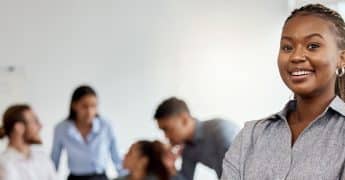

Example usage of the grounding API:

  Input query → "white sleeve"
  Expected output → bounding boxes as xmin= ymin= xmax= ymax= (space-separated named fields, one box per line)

xmin=46 ymin=157 xmax=58 ymax=180
xmin=0 ymin=162 xmax=11 ymax=180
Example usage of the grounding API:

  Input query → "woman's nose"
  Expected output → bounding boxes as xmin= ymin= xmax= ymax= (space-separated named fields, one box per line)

xmin=290 ymin=45 xmax=307 ymax=63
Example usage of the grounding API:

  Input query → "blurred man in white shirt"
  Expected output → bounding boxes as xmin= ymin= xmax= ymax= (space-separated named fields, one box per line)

xmin=0 ymin=104 xmax=57 ymax=180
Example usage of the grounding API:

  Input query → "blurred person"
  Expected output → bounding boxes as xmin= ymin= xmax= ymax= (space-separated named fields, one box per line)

xmin=154 ymin=97 xmax=240 ymax=180
xmin=0 ymin=104 xmax=57 ymax=180
xmin=115 ymin=140 xmax=170 ymax=180
xmin=51 ymin=85 xmax=124 ymax=180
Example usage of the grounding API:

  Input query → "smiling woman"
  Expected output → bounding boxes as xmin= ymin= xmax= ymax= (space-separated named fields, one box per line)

xmin=280 ymin=4 xmax=345 ymax=101
xmin=221 ymin=4 xmax=345 ymax=180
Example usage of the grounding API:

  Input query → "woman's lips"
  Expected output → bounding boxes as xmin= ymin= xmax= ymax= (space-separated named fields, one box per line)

xmin=288 ymin=69 xmax=315 ymax=83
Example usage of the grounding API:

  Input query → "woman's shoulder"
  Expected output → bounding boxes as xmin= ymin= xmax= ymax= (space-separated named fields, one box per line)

xmin=243 ymin=116 xmax=271 ymax=130
xmin=54 ymin=120 xmax=71 ymax=131
xmin=96 ymin=116 xmax=117 ymax=130
xmin=240 ymin=113 xmax=280 ymax=141
xmin=95 ymin=116 xmax=110 ymax=130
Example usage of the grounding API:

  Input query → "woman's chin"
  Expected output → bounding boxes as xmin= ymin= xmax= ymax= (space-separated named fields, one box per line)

xmin=289 ymin=87 xmax=316 ymax=99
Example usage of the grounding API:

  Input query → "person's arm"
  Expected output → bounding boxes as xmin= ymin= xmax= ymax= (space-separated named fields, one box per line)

xmin=179 ymin=157 xmax=197 ymax=180
xmin=108 ymin=123 xmax=126 ymax=176
xmin=220 ymin=129 xmax=243 ymax=180
xmin=50 ymin=125 xmax=63 ymax=171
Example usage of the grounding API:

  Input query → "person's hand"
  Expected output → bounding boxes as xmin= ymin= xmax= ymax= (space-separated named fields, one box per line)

xmin=171 ymin=144 xmax=184 ymax=160
xmin=162 ymin=144 xmax=185 ymax=176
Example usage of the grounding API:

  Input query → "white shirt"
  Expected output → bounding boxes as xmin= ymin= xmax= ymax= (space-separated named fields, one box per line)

xmin=0 ymin=146 xmax=57 ymax=180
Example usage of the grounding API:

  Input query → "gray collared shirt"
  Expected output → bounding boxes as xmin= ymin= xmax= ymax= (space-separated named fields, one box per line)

xmin=222 ymin=96 xmax=345 ymax=180
xmin=180 ymin=118 xmax=240 ymax=180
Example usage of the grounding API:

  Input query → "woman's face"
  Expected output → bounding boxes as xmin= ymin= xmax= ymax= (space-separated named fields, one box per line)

xmin=278 ymin=15 xmax=344 ymax=98
xmin=72 ymin=95 xmax=98 ymax=123
xmin=123 ymin=143 xmax=145 ymax=171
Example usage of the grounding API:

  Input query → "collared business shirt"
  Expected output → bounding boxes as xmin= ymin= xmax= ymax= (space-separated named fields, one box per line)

xmin=51 ymin=117 xmax=124 ymax=175
xmin=180 ymin=118 xmax=240 ymax=180
xmin=222 ymin=96 xmax=345 ymax=180
xmin=0 ymin=146 xmax=57 ymax=180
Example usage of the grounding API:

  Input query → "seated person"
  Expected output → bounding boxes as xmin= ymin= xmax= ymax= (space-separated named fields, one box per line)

xmin=115 ymin=140 xmax=172 ymax=180
xmin=0 ymin=104 xmax=57 ymax=180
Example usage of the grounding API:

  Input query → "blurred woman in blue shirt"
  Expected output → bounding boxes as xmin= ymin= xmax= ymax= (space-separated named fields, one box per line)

xmin=51 ymin=85 xmax=124 ymax=180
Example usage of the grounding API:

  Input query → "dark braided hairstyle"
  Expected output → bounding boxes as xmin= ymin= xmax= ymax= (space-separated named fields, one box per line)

xmin=285 ymin=4 xmax=345 ymax=100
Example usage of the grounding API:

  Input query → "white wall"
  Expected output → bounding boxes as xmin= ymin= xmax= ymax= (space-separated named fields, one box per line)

xmin=0 ymin=0 xmax=290 ymax=179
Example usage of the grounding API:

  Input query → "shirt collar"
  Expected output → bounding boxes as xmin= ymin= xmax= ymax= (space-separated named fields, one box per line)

xmin=328 ymin=96 xmax=345 ymax=117
xmin=276 ymin=100 xmax=297 ymax=120
xmin=91 ymin=117 xmax=101 ymax=134
xmin=67 ymin=117 xmax=101 ymax=140
xmin=266 ymin=96 xmax=345 ymax=122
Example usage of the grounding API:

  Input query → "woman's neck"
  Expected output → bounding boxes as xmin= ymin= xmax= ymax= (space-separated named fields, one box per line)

xmin=294 ymin=90 xmax=335 ymax=123
xmin=75 ymin=119 xmax=93 ymax=140
xmin=75 ymin=116 xmax=94 ymax=129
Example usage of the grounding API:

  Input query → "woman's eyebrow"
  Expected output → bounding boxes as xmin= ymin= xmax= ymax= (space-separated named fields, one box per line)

xmin=281 ymin=36 xmax=293 ymax=41
xmin=281 ymin=33 xmax=324 ymax=41
xmin=305 ymin=33 xmax=324 ymax=40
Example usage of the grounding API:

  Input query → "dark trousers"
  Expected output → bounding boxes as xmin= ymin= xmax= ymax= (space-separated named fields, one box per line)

xmin=67 ymin=173 xmax=108 ymax=180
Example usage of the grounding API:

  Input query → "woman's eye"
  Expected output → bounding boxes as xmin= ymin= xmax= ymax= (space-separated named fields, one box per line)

xmin=307 ymin=43 xmax=320 ymax=50
xmin=281 ymin=45 xmax=293 ymax=52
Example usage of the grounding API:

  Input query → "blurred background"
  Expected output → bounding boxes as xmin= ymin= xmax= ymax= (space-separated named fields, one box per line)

xmin=0 ymin=0 xmax=344 ymax=179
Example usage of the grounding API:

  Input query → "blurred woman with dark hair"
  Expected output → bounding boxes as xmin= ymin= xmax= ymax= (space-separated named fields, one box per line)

xmin=115 ymin=140 xmax=171 ymax=180
xmin=51 ymin=85 xmax=124 ymax=180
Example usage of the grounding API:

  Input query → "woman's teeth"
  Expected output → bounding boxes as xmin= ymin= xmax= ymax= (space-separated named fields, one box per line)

xmin=291 ymin=70 xmax=313 ymax=76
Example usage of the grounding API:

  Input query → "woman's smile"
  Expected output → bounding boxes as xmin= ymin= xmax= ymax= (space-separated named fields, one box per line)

xmin=288 ymin=67 xmax=315 ymax=83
